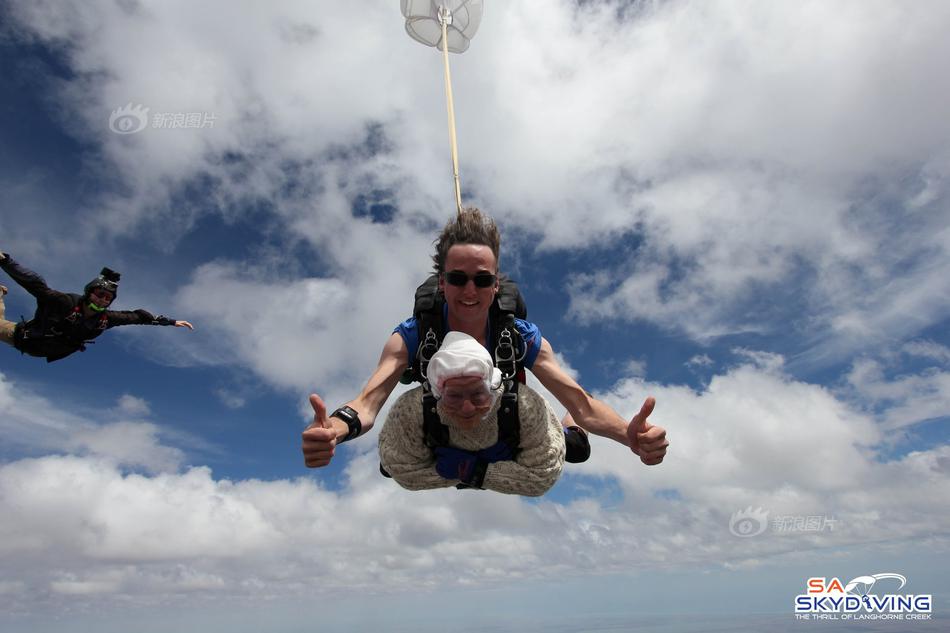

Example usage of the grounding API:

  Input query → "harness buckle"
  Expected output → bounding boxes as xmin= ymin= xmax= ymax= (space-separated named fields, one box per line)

xmin=495 ymin=328 xmax=518 ymax=381
xmin=418 ymin=327 xmax=440 ymax=381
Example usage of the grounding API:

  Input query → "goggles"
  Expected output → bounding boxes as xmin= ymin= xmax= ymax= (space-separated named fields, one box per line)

xmin=90 ymin=288 xmax=115 ymax=301
xmin=444 ymin=271 xmax=497 ymax=288
xmin=440 ymin=385 xmax=494 ymax=408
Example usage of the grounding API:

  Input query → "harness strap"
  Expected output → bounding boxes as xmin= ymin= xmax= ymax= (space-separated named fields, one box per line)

xmin=26 ymin=306 xmax=107 ymax=341
xmin=421 ymin=389 xmax=449 ymax=449
xmin=382 ymin=274 xmax=530 ymax=482
xmin=497 ymin=380 xmax=520 ymax=457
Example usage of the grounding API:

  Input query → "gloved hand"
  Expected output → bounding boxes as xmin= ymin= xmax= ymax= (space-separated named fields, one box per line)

xmin=564 ymin=426 xmax=591 ymax=463
xmin=477 ymin=441 xmax=514 ymax=463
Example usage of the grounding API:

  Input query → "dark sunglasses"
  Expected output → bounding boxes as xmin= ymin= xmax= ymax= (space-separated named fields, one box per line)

xmin=444 ymin=271 xmax=497 ymax=288
xmin=91 ymin=289 xmax=114 ymax=300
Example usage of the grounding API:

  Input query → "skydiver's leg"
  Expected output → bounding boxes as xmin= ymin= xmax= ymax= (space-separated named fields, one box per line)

xmin=0 ymin=285 xmax=16 ymax=347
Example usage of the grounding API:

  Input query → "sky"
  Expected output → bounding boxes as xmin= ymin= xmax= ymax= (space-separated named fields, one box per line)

xmin=1 ymin=0 xmax=949 ymax=631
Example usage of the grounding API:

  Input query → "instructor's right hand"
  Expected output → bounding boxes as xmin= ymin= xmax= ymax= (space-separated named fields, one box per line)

xmin=302 ymin=394 xmax=338 ymax=468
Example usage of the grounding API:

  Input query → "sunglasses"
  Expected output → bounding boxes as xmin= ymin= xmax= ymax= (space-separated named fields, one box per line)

xmin=91 ymin=289 xmax=114 ymax=300
xmin=444 ymin=271 xmax=497 ymax=288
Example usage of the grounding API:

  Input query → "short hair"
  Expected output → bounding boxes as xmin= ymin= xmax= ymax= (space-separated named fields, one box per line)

xmin=431 ymin=207 xmax=501 ymax=273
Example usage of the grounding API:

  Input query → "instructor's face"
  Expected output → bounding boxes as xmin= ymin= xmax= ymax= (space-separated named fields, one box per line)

xmin=439 ymin=244 xmax=498 ymax=331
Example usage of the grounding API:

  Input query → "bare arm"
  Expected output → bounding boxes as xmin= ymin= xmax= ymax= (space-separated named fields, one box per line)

xmin=336 ymin=332 xmax=408 ymax=437
xmin=531 ymin=337 xmax=668 ymax=465
xmin=531 ymin=337 xmax=628 ymax=443
xmin=302 ymin=333 xmax=408 ymax=467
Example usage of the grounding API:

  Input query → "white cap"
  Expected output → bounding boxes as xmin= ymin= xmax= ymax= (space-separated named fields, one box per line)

xmin=426 ymin=331 xmax=503 ymax=399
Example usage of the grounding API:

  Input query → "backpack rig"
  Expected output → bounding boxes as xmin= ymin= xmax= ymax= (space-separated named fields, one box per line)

xmin=381 ymin=273 xmax=528 ymax=480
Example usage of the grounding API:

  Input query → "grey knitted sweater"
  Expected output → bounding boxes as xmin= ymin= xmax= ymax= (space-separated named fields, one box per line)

xmin=378 ymin=384 xmax=566 ymax=496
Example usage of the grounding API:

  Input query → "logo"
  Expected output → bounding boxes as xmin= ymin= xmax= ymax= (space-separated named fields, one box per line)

xmin=844 ymin=573 xmax=905 ymax=599
xmin=109 ymin=103 xmax=150 ymax=134
xmin=794 ymin=573 xmax=932 ymax=621
xmin=729 ymin=506 xmax=769 ymax=537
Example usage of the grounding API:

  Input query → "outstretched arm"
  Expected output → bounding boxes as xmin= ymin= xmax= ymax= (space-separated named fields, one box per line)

xmin=105 ymin=310 xmax=194 ymax=329
xmin=0 ymin=252 xmax=61 ymax=301
xmin=302 ymin=332 xmax=407 ymax=468
xmin=531 ymin=337 xmax=668 ymax=465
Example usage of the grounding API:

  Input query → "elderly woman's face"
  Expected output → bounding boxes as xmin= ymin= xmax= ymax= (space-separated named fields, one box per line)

xmin=438 ymin=375 xmax=493 ymax=428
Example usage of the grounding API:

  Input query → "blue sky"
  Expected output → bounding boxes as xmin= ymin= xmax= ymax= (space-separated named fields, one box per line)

xmin=1 ymin=1 xmax=949 ymax=631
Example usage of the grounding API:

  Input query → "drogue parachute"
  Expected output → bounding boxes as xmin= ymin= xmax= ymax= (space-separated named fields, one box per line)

xmin=401 ymin=0 xmax=483 ymax=53
xmin=400 ymin=1 xmax=484 ymax=215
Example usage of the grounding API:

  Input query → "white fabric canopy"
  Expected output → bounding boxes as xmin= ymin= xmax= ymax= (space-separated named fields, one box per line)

xmin=401 ymin=0 xmax=483 ymax=53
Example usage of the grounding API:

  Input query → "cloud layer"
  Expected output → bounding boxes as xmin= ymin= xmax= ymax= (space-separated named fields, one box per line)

xmin=3 ymin=354 xmax=948 ymax=617
xmin=2 ymin=1 xmax=949 ymax=627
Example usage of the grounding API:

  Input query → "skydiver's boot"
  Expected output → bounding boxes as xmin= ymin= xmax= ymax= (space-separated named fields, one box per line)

xmin=564 ymin=426 xmax=591 ymax=463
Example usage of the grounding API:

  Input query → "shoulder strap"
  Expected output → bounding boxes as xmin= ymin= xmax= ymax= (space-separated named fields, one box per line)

xmin=493 ymin=273 xmax=527 ymax=320
xmin=403 ymin=273 xmax=444 ymax=385
xmin=422 ymin=389 xmax=449 ymax=448
xmin=383 ymin=273 xmax=528 ymax=479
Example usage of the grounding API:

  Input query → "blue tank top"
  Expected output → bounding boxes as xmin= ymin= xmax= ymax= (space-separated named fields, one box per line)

xmin=394 ymin=303 xmax=542 ymax=370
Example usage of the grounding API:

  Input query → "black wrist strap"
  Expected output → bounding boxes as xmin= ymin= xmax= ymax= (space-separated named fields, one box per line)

xmin=331 ymin=405 xmax=362 ymax=443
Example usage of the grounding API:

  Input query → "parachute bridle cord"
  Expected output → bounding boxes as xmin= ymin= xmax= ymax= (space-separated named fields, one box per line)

xmin=439 ymin=4 xmax=463 ymax=216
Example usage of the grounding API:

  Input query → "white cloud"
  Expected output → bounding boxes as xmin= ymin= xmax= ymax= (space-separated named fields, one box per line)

xmin=845 ymin=358 xmax=950 ymax=430
xmin=115 ymin=394 xmax=150 ymax=416
xmin=0 ymin=374 xmax=183 ymax=473
xmin=6 ymin=0 xmax=949 ymax=367
xmin=903 ymin=339 xmax=950 ymax=364
xmin=4 ymin=1 xmax=950 ymax=623
xmin=3 ymin=355 xmax=949 ymax=618
xmin=163 ymin=242 xmax=428 ymax=395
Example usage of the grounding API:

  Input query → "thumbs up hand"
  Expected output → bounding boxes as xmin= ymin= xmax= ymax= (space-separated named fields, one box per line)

xmin=301 ymin=394 xmax=340 ymax=468
xmin=625 ymin=397 xmax=668 ymax=465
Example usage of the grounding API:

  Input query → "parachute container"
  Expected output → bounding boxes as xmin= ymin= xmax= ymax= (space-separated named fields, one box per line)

xmin=401 ymin=0 xmax=483 ymax=53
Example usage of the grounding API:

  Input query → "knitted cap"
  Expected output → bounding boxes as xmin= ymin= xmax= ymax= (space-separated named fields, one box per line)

xmin=427 ymin=331 xmax=502 ymax=399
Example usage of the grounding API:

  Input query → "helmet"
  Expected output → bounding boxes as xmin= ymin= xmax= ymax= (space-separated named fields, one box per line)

xmin=84 ymin=267 xmax=120 ymax=300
